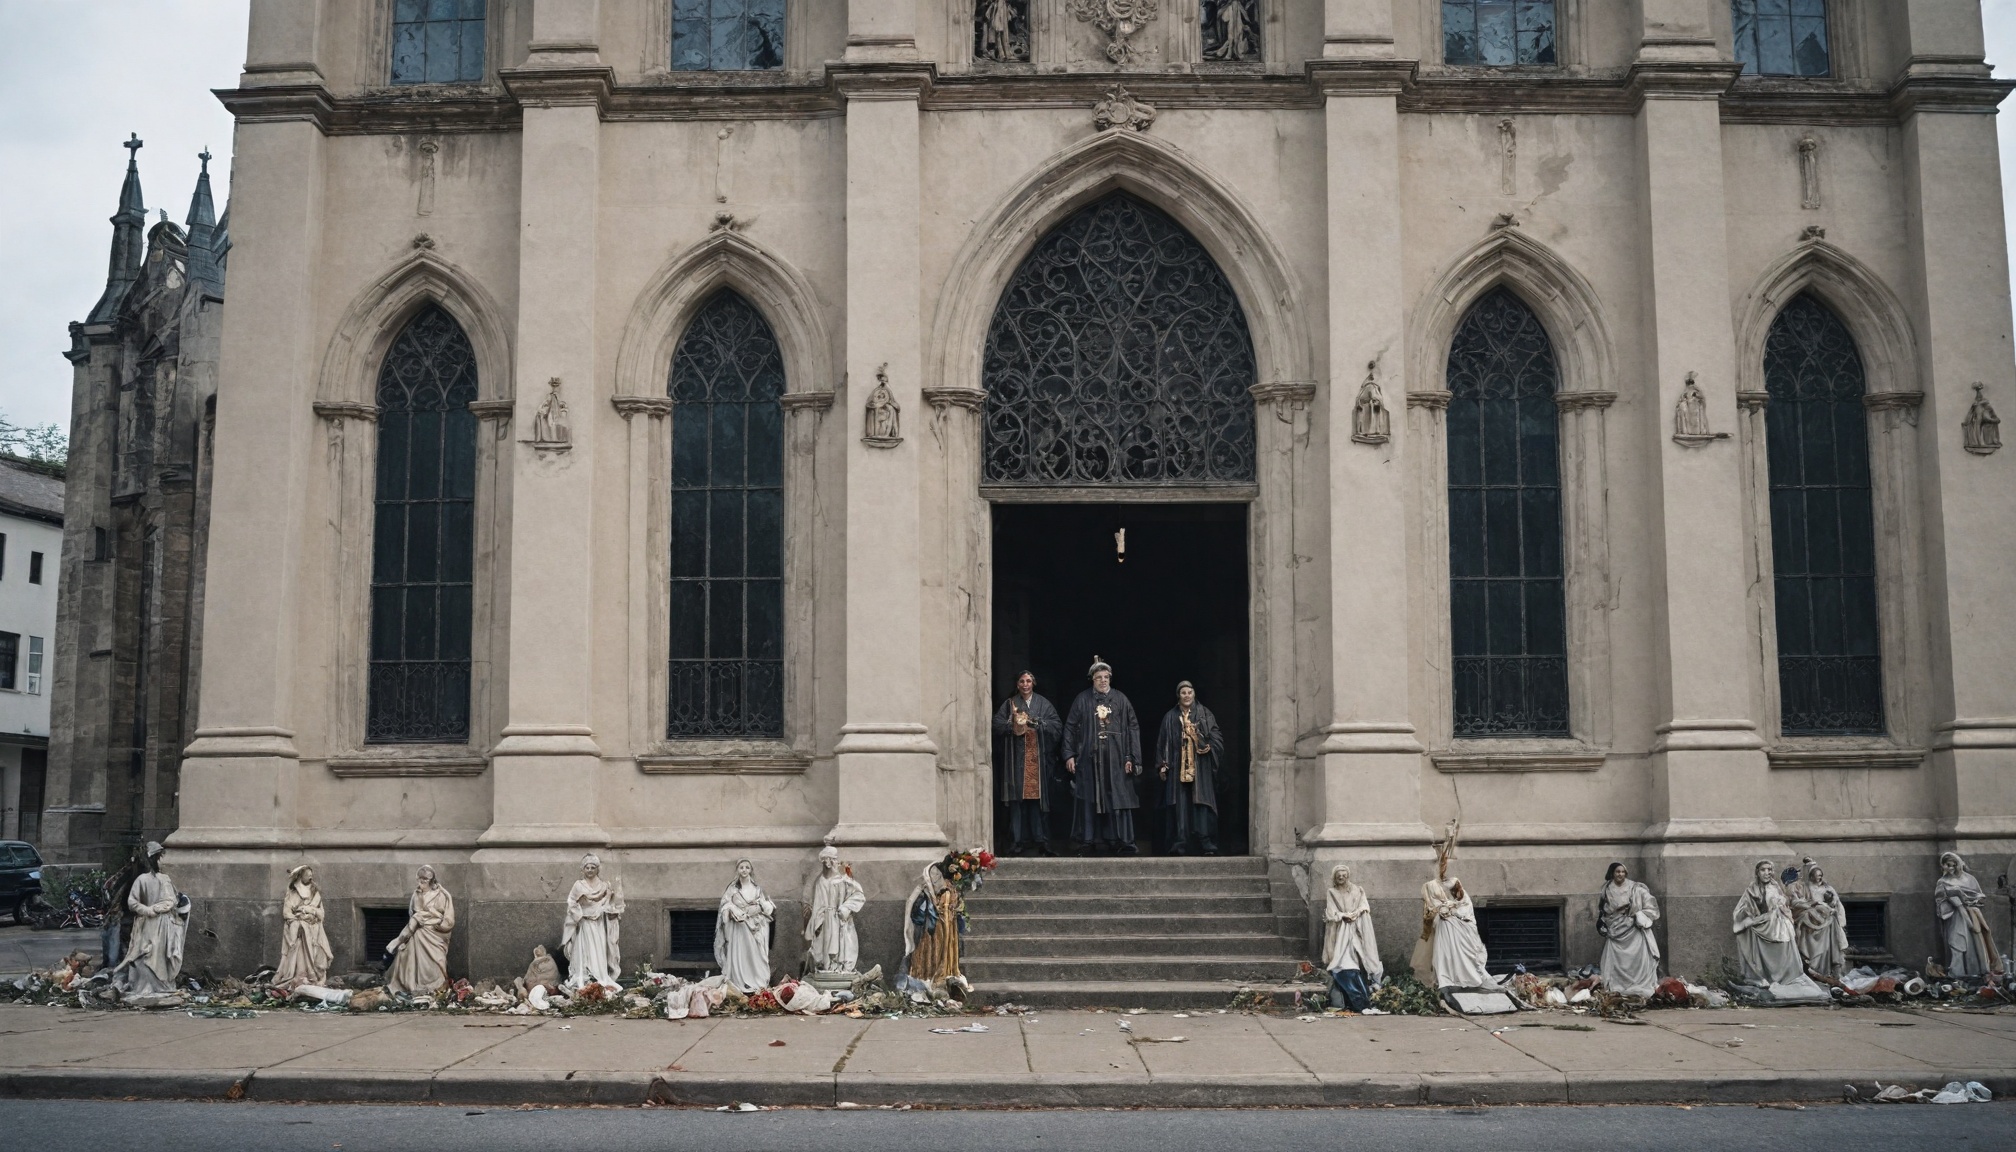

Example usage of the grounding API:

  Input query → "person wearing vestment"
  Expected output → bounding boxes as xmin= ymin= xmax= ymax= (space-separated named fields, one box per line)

xmin=108 ymin=842 xmax=189 ymax=998
xmin=274 ymin=864 xmax=334 ymax=992
xmin=1787 ymin=857 xmax=1849 ymax=980
xmin=1062 ymin=658 xmax=1142 ymax=854
xmin=1731 ymin=860 xmax=1828 ymax=1002
xmin=1936 ymin=852 xmax=2005 ymax=978
xmin=805 ymin=844 xmax=867 ymax=976
xmin=1155 ymin=681 xmax=1224 ymax=855
xmin=716 ymin=858 xmax=776 ymax=992
xmin=1415 ymin=876 xmax=1498 ymax=990
xmin=385 ymin=865 xmax=455 ymax=996
xmin=562 ymin=854 xmax=625 ymax=992
xmin=1595 ymin=862 xmax=1662 ymax=998
xmin=992 ymin=672 xmax=1064 ymax=855
xmin=1322 ymin=864 xmax=1383 ymax=1011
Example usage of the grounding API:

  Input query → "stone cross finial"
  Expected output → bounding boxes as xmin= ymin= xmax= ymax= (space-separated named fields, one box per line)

xmin=124 ymin=133 xmax=144 ymax=159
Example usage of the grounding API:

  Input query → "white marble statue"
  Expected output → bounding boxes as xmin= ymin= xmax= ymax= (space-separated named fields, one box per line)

xmin=1731 ymin=860 xmax=1829 ymax=1003
xmin=1418 ymin=876 xmax=1497 ymax=990
xmin=385 ymin=864 xmax=455 ymax=996
xmin=273 ymin=864 xmax=333 ymax=991
xmin=1321 ymin=864 xmax=1383 ymax=1011
xmin=1596 ymin=862 xmax=1662 ymax=998
xmin=805 ymin=844 xmax=866 ymax=983
xmin=561 ymin=853 xmax=624 ymax=992
xmin=1935 ymin=852 xmax=2005 ymax=977
xmin=715 ymin=858 xmax=776 ymax=992
xmin=108 ymin=842 xmax=189 ymax=998
xmin=1787 ymin=857 xmax=1849 ymax=980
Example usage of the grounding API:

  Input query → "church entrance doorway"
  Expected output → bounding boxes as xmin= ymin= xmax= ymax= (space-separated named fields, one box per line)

xmin=989 ymin=502 xmax=1250 ymax=857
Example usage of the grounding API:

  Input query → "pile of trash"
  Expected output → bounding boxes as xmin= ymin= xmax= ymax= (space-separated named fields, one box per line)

xmin=1847 ymin=1080 xmax=1994 ymax=1105
xmin=1820 ymin=965 xmax=2013 ymax=1008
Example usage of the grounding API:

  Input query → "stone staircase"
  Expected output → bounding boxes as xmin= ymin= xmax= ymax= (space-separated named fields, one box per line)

xmin=961 ymin=856 xmax=1313 ymax=1009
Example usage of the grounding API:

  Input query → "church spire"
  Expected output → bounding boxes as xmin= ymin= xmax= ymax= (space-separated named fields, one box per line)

xmin=184 ymin=148 xmax=223 ymax=297
xmin=86 ymin=134 xmax=147 ymax=324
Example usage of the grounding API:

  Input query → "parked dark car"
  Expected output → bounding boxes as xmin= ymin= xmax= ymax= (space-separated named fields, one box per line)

xmin=1 ymin=841 xmax=44 ymax=923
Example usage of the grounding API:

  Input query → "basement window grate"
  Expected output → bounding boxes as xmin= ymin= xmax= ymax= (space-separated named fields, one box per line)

xmin=667 ymin=910 xmax=717 ymax=963
xmin=1476 ymin=904 xmax=1563 ymax=974
xmin=361 ymin=907 xmax=409 ymax=965
xmin=1844 ymin=899 xmax=1889 ymax=955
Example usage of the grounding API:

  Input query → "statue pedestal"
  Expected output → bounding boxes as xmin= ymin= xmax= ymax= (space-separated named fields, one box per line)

xmin=806 ymin=970 xmax=857 ymax=994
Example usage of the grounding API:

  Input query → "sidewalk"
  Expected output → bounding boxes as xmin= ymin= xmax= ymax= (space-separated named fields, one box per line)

xmin=2 ymin=1001 xmax=2012 ymax=1108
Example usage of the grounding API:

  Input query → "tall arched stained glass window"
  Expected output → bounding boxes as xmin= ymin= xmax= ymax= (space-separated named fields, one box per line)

xmin=1764 ymin=294 xmax=1881 ymax=735
xmin=668 ymin=291 xmax=785 ymax=737
xmin=369 ymin=304 xmax=478 ymax=743
xmin=1446 ymin=288 xmax=1568 ymax=737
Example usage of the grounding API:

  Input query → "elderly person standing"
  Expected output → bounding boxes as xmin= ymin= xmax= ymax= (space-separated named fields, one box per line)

xmin=385 ymin=865 xmax=455 ymax=996
xmin=273 ymin=864 xmax=334 ymax=992
xmin=1936 ymin=852 xmax=2004 ymax=978
xmin=108 ymin=842 xmax=189 ymax=998
xmin=1596 ymin=862 xmax=1662 ymax=998
xmin=562 ymin=854 xmax=625 ymax=993
xmin=1321 ymin=864 xmax=1383 ymax=1011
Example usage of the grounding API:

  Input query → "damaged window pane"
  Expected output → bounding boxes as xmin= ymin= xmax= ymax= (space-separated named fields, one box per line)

xmin=1444 ymin=0 xmax=1554 ymax=66
xmin=675 ymin=0 xmax=786 ymax=71
xmin=390 ymin=0 xmax=485 ymax=84
xmin=1733 ymin=0 xmax=1831 ymax=77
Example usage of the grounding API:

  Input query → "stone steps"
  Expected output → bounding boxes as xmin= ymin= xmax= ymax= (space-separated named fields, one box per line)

xmin=970 ymin=912 xmax=1281 ymax=937
xmin=972 ymin=894 xmax=1274 ymax=916
xmin=972 ymin=981 xmax=1313 ymax=1011
xmin=960 ymin=954 xmax=1307 ymax=983
xmin=963 ymin=932 xmax=1301 ymax=959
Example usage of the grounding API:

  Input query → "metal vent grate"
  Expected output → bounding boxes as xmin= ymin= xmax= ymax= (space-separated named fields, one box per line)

xmin=668 ymin=910 xmax=716 ymax=962
xmin=361 ymin=907 xmax=409 ymax=964
xmin=1844 ymin=900 xmax=1889 ymax=955
xmin=1475 ymin=904 xmax=1563 ymax=974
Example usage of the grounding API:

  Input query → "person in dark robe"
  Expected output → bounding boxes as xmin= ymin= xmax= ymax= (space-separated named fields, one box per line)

xmin=992 ymin=671 xmax=1064 ymax=856
xmin=1155 ymin=681 xmax=1224 ymax=855
xmin=1063 ymin=657 xmax=1142 ymax=855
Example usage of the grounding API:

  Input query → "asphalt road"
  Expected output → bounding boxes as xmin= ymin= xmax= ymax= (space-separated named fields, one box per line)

xmin=0 ymin=1100 xmax=2007 ymax=1152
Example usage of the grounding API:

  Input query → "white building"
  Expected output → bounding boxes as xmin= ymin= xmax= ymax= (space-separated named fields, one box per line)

xmin=0 ymin=458 xmax=62 ymax=846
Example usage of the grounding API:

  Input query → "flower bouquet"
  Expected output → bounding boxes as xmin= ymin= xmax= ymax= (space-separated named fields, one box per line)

xmin=937 ymin=848 xmax=997 ymax=893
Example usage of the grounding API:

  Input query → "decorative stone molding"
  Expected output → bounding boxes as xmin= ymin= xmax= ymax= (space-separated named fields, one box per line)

xmin=1766 ymin=747 xmax=1925 ymax=771
xmin=312 ymin=401 xmax=378 ymax=422
xmin=1863 ymin=389 xmax=1923 ymax=429
xmin=922 ymin=386 xmax=987 ymax=412
xmin=1068 ymin=0 xmax=1159 ymax=65
xmin=636 ymin=749 xmax=813 ymax=774
xmin=327 ymin=752 xmax=488 ymax=778
xmin=1553 ymin=390 xmax=1616 ymax=412
xmin=1736 ymin=390 xmax=1771 ymax=412
xmin=1250 ymin=381 xmax=1316 ymax=407
xmin=1093 ymin=86 xmax=1156 ymax=132
xmin=1405 ymin=390 xmax=1452 ymax=410
xmin=779 ymin=391 xmax=837 ymax=413
xmin=1431 ymin=751 xmax=1605 ymax=773
xmin=609 ymin=395 xmax=672 ymax=419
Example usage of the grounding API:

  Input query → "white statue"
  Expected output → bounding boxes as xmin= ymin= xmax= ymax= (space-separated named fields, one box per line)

xmin=1731 ymin=859 xmax=1829 ymax=1002
xmin=561 ymin=853 xmax=624 ymax=993
xmin=1596 ymin=862 xmax=1662 ymax=998
xmin=385 ymin=864 xmax=455 ymax=996
xmin=1350 ymin=362 xmax=1391 ymax=445
xmin=1416 ymin=876 xmax=1497 ymax=990
xmin=108 ymin=842 xmax=189 ymax=998
xmin=805 ymin=844 xmax=867 ymax=984
xmin=715 ymin=858 xmax=776 ymax=992
xmin=1787 ymin=857 xmax=1848 ymax=980
xmin=1321 ymin=864 xmax=1382 ymax=1011
xmin=532 ymin=376 xmax=570 ymax=445
xmin=273 ymin=864 xmax=333 ymax=992
xmin=1935 ymin=852 xmax=2005 ymax=977
xmin=862 ymin=366 xmax=901 ymax=446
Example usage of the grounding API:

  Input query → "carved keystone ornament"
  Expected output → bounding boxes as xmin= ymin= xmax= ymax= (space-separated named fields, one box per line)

xmin=1093 ymin=86 xmax=1156 ymax=132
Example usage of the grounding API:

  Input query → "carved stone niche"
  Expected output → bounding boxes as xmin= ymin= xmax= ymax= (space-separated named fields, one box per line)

xmin=1200 ymin=0 xmax=1260 ymax=62
xmin=974 ymin=0 xmax=1032 ymax=63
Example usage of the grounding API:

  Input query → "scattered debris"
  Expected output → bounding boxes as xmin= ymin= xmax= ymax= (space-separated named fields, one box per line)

xmin=928 ymin=1023 xmax=990 ymax=1034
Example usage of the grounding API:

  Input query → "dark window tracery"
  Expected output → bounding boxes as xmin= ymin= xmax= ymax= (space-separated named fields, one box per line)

xmin=391 ymin=0 xmax=486 ymax=84
xmin=668 ymin=291 xmax=785 ymax=738
xmin=369 ymin=304 xmax=478 ymax=743
xmin=1764 ymin=293 xmax=1881 ymax=735
xmin=1446 ymin=288 xmax=1568 ymax=737
xmin=982 ymin=193 xmax=1257 ymax=488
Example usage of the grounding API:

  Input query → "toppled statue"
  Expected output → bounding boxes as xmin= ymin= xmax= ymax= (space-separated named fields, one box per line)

xmin=562 ymin=853 xmax=624 ymax=993
xmin=1321 ymin=864 xmax=1383 ymax=1012
xmin=108 ymin=842 xmax=189 ymax=999
xmin=1788 ymin=857 xmax=1848 ymax=980
xmin=804 ymin=843 xmax=867 ymax=990
xmin=1730 ymin=859 xmax=1830 ymax=1004
xmin=273 ymin=864 xmax=333 ymax=992
xmin=1935 ymin=852 xmax=2005 ymax=977
xmin=716 ymin=858 xmax=776 ymax=993
xmin=385 ymin=865 xmax=455 ymax=996
xmin=1595 ymin=862 xmax=1661 ymax=998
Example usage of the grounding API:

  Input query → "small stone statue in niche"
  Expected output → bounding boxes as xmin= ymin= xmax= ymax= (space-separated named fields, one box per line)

xmin=804 ymin=842 xmax=867 ymax=988
xmin=863 ymin=365 xmax=902 ymax=447
xmin=107 ymin=842 xmax=190 ymax=999
xmin=716 ymin=858 xmax=776 ymax=992
xmin=562 ymin=853 xmax=625 ymax=993
xmin=1787 ymin=857 xmax=1848 ymax=980
xmin=273 ymin=864 xmax=333 ymax=992
xmin=975 ymin=0 xmax=1029 ymax=63
xmin=1935 ymin=852 xmax=2005 ymax=977
xmin=1672 ymin=372 xmax=1728 ymax=445
xmin=1203 ymin=0 xmax=1258 ymax=61
xmin=1963 ymin=383 xmax=2002 ymax=455
xmin=385 ymin=864 xmax=455 ymax=996
xmin=1595 ymin=862 xmax=1661 ymax=998
xmin=1321 ymin=864 xmax=1383 ymax=1012
xmin=1351 ymin=361 xmax=1391 ymax=445
xmin=531 ymin=376 xmax=571 ymax=448
xmin=1729 ymin=859 xmax=1829 ymax=1003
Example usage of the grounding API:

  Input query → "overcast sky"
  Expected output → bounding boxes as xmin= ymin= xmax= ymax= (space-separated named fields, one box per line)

xmin=2 ymin=4 xmax=2015 ymax=432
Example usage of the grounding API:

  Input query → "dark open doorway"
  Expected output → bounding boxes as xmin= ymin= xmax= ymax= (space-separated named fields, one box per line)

xmin=990 ymin=503 xmax=1250 ymax=856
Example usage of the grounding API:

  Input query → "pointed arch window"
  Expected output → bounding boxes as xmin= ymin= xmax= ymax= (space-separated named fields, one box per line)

xmin=668 ymin=291 xmax=785 ymax=737
xmin=1447 ymin=288 xmax=1568 ymax=737
xmin=392 ymin=0 xmax=487 ymax=84
xmin=1764 ymin=294 xmax=1881 ymax=734
xmin=369 ymin=304 xmax=478 ymax=743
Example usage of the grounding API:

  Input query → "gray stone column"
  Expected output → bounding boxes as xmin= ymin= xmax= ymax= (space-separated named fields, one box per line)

xmin=923 ymin=386 xmax=989 ymax=852
xmin=1250 ymin=381 xmax=1314 ymax=857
